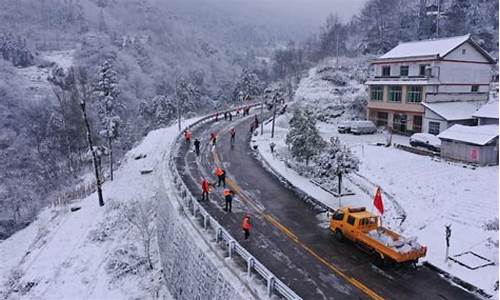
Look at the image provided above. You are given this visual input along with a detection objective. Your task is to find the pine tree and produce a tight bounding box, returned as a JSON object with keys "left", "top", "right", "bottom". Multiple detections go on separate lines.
{"left": 94, "top": 60, "right": 121, "bottom": 181}
{"left": 315, "top": 137, "right": 359, "bottom": 196}
{"left": 286, "top": 109, "right": 325, "bottom": 165}
{"left": 232, "top": 68, "right": 263, "bottom": 100}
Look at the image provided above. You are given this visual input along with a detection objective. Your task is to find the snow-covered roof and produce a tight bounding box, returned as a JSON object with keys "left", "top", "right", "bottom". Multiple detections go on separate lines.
{"left": 472, "top": 100, "right": 499, "bottom": 119}
{"left": 422, "top": 101, "right": 484, "bottom": 121}
{"left": 438, "top": 124, "right": 499, "bottom": 145}
{"left": 380, "top": 35, "right": 471, "bottom": 59}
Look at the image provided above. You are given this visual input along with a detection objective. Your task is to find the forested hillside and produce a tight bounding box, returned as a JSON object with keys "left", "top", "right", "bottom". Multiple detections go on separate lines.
{"left": 0, "top": 0, "right": 277, "bottom": 238}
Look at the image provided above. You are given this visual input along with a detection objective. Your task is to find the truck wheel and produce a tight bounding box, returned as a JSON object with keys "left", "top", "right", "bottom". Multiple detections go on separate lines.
{"left": 335, "top": 229, "right": 344, "bottom": 242}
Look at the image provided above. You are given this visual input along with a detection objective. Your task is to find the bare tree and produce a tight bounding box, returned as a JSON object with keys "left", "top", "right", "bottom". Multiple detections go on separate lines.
{"left": 71, "top": 66, "right": 105, "bottom": 207}
{"left": 122, "top": 199, "right": 156, "bottom": 270}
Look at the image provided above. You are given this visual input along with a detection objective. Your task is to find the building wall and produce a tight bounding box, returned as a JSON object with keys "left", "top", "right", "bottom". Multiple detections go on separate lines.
{"left": 157, "top": 188, "right": 243, "bottom": 300}
{"left": 441, "top": 139, "right": 499, "bottom": 166}
{"left": 444, "top": 42, "right": 490, "bottom": 62}
{"left": 437, "top": 42, "right": 492, "bottom": 93}
{"left": 422, "top": 109, "right": 477, "bottom": 134}
{"left": 478, "top": 117, "right": 499, "bottom": 125}
{"left": 372, "top": 59, "right": 435, "bottom": 77}
{"left": 422, "top": 109, "right": 447, "bottom": 134}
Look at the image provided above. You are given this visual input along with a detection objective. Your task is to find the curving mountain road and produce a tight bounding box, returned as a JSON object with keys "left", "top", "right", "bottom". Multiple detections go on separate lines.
{"left": 174, "top": 110, "right": 477, "bottom": 300}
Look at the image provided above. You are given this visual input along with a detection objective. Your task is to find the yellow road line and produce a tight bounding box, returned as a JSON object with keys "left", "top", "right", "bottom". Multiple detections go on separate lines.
{"left": 209, "top": 126, "right": 384, "bottom": 300}
{"left": 272, "top": 220, "right": 384, "bottom": 300}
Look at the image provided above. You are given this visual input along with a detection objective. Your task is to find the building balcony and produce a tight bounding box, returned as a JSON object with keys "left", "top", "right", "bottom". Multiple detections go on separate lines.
{"left": 367, "top": 100, "right": 425, "bottom": 114}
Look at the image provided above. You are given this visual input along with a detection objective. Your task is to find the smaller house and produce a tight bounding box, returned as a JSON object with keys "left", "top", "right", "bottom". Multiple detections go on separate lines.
{"left": 421, "top": 100, "right": 485, "bottom": 134}
{"left": 438, "top": 124, "right": 499, "bottom": 165}
{"left": 472, "top": 100, "right": 499, "bottom": 125}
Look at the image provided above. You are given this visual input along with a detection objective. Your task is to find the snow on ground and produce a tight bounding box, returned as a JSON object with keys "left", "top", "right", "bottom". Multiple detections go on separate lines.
{"left": 0, "top": 119, "right": 190, "bottom": 300}
{"left": 16, "top": 50, "right": 74, "bottom": 103}
{"left": 41, "top": 50, "right": 75, "bottom": 71}
{"left": 254, "top": 112, "right": 499, "bottom": 297}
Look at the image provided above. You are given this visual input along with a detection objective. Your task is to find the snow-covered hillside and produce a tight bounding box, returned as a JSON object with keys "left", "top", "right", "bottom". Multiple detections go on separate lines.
{"left": 0, "top": 124, "right": 178, "bottom": 299}
{"left": 293, "top": 57, "right": 370, "bottom": 122}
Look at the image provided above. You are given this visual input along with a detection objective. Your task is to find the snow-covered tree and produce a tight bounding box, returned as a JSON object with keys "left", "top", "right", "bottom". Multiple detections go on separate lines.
{"left": 285, "top": 109, "right": 325, "bottom": 165}
{"left": 0, "top": 33, "right": 34, "bottom": 67}
{"left": 139, "top": 95, "right": 176, "bottom": 130}
{"left": 94, "top": 60, "right": 121, "bottom": 181}
{"left": 232, "top": 68, "right": 263, "bottom": 100}
{"left": 315, "top": 137, "right": 360, "bottom": 195}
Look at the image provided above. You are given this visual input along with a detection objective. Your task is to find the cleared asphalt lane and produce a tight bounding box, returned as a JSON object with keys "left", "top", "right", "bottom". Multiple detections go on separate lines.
{"left": 174, "top": 111, "right": 477, "bottom": 300}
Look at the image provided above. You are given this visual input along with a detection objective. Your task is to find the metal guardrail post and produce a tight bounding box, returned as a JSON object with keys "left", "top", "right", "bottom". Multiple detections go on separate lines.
{"left": 228, "top": 240, "right": 235, "bottom": 258}
{"left": 247, "top": 258, "right": 254, "bottom": 277}
{"left": 203, "top": 215, "right": 208, "bottom": 229}
{"left": 267, "top": 276, "right": 275, "bottom": 297}
{"left": 215, "top": 227, "right": 221, "bottom": 243}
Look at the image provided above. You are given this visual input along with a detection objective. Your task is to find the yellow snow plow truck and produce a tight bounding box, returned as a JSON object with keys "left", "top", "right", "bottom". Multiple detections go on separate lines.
{"left": 330, "top": 207, "right": 427, "bottom": 265}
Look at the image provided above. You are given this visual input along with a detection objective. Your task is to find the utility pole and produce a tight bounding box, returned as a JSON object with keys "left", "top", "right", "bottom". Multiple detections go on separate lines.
{"left": 260, "top": 95, "right": 264, "bottom": 135}
{"left": 271, "top": 93, "right": 278, "bottom": 138}
{"left": 445, "top": 224, "right": 451, "bottom": 262}
{"left": 335, "top": 32, "right": 339, "bottom": 68}
{"left": 436, "top": 0, "right": 441, "bottom": 37}
{"left": 175, "top": 77, "right": 181, "bottom": 131}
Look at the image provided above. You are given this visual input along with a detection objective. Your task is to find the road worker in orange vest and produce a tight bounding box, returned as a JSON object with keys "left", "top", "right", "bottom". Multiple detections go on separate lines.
{"left": 223, "top": 188, "right": 234, "bottom": 212}
{"left": 201, "top": 178, "right": 212, "bottom": 201}
{"left": 242, "top": 215, "right": 252, "bottom": 240}
{"left": 215, "top": 167, "right": 225, "bottom": 187}
{"left": 184, "top": 129, "right": 192, "bottom": 143}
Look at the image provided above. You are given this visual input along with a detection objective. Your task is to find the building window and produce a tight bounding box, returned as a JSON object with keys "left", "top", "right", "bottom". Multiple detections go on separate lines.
{"left": 428, "top": 121, "right": 440, "bottom": 135}
{"left": 382, "top": 66, "right": 391, "bottom": 77}
{"left": 407, "top": 86, "right": 423, "bottom": 103}
{"left": 471, "top": 85, "right": 479, "bottom": 92}
{"left": 370, "top": 86, "right": 384, "bottom": 101}
{"left": 388, "top": 86, "right": 402, "bottom": 102}
{"left": 413, "top": 115, "right": 422, "bottom": 132}
{"left": 376, "top": 112, "right": 388, "bottom": 127}
{"left": 462, "top": 49, "right": 466, "bottom": 55}
{"left": 419, "top": 64, "right": 428, "bottom": 76}
{"left": 400, "top": 65, "right": 409, "bottom": 77}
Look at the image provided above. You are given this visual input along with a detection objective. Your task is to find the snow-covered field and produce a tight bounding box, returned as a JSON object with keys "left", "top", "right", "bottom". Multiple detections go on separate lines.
{"left": 0, "top": 122, "right": 178, "bottom": 299}
{"left": 15, "top": 50, "right": 74, "bottom": 103}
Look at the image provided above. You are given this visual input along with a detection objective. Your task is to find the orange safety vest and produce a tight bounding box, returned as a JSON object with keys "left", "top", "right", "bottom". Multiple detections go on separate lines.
{"left": 242, "top": 217, "right": 252, "bottom": 230}
{"left": 215, "top": 168, "right": 224, "bottom": 177}
{"left": 223, "top": 189, "right": 231, "bottom": 197}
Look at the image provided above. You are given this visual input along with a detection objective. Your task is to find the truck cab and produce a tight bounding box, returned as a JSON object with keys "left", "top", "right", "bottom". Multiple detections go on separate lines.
{"left": 330, "top": 207, "right": 379, "bottom": 241}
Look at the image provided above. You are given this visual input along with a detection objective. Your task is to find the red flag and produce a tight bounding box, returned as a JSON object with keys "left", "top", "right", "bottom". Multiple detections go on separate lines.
{"left": 373, "top": 187, "right": 384, "bottom": 214}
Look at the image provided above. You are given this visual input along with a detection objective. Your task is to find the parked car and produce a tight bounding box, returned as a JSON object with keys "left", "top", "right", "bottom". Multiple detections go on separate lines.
{"left": 337, "top": 121, "right": 352, "bottom": 134}
{"left": 350, "top": 121, "right": 377, "bottom": 135}
{"left": 409, "top": 133, "right": 441, "bottom": 152}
